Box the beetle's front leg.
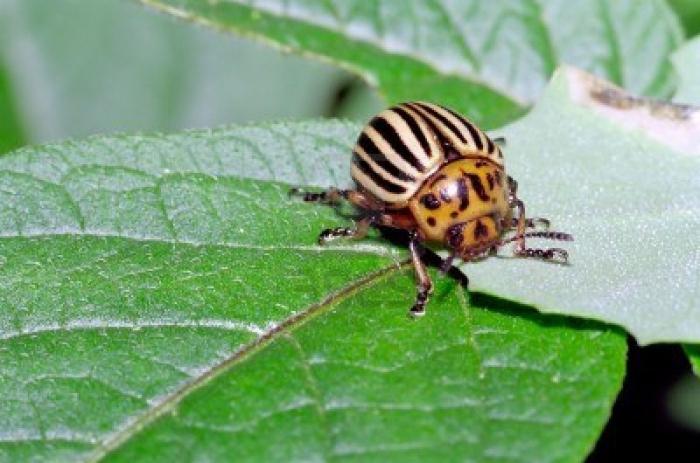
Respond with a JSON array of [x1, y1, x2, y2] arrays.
[[317, 217, 371, 245], [289, 187, 376, 209], [289, 187, 343, 205], [408, 231, 433, 318], [506, 217, 550, 230], [510, 195, 571, 263]]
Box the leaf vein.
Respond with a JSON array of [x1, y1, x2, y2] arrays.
[[85, 260, 410, 462]]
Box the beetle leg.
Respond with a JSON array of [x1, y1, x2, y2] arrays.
[[509, 197, 572, 263], [317, 216, 371, 245], [506, 217, 550, 230], [289, 187, 377, 210], [515, 247, 569, 261], [439, 251, 457, 274], [500, 230, 572, 262], [506, 178, 570, 261], [408, 232, 433, 318], [507, 175, 518, 202], [439, 222, 466, 274], [289, 187, 344, 204]]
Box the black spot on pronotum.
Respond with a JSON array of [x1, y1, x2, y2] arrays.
[[450, 211, 458, 218], [464, 173, 490, 202], [420, 193, 440, 210], [457, 177, 469, 210], [427, 217, 437, 227], [486, 172, 495, 190]]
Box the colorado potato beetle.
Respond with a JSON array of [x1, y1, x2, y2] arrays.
[[291, 102, 572, 317]]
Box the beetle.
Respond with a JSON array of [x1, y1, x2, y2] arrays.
[[291, 102, 572, 317]]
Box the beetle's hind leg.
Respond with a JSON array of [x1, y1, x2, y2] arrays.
[[408, 231, 433, 318]]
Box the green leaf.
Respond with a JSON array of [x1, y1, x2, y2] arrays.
[[669, 0, 700, 36], [138, 0, 683, 128], [0, 124, 625, 459], [673, 36, 700, 104], [667, 371, 700, 431], [0, 0, 343, 144], [0, 59, 26, 154], [685, 346, 700, 376], [463, 67, 700, 345], [671, 39, 700, 375]]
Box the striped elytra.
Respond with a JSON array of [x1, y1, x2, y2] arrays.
[[292, 101, 572, 317], [351, 101, 503, 207]]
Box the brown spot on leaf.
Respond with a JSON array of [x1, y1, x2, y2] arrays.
[[564, 66, 700, 155]]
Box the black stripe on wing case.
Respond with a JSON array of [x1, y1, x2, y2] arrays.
[[392, 106, 432, 158], [369, 116, 425, 172], [406, 103, 454, 156], [413, 102, 467, 144], [486, 135, 495, 154], [352, 155, 407, 194], [353, 145, 414, 182], [439, 104, 484, 151]]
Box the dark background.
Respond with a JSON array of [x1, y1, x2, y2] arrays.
[[589, 342, 700, 461]]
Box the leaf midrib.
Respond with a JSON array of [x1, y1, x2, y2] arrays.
[[0, 233, 401, 257], [83, 259, 411, 462]]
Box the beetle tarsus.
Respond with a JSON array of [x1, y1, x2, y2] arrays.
[[409, 293, 429, 318], [316, 218, 372, 245], [515, 247, 569, 263], [289, 187, 346, 205], [408, 232, 433, 318], [318, 227, 354, 244]]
